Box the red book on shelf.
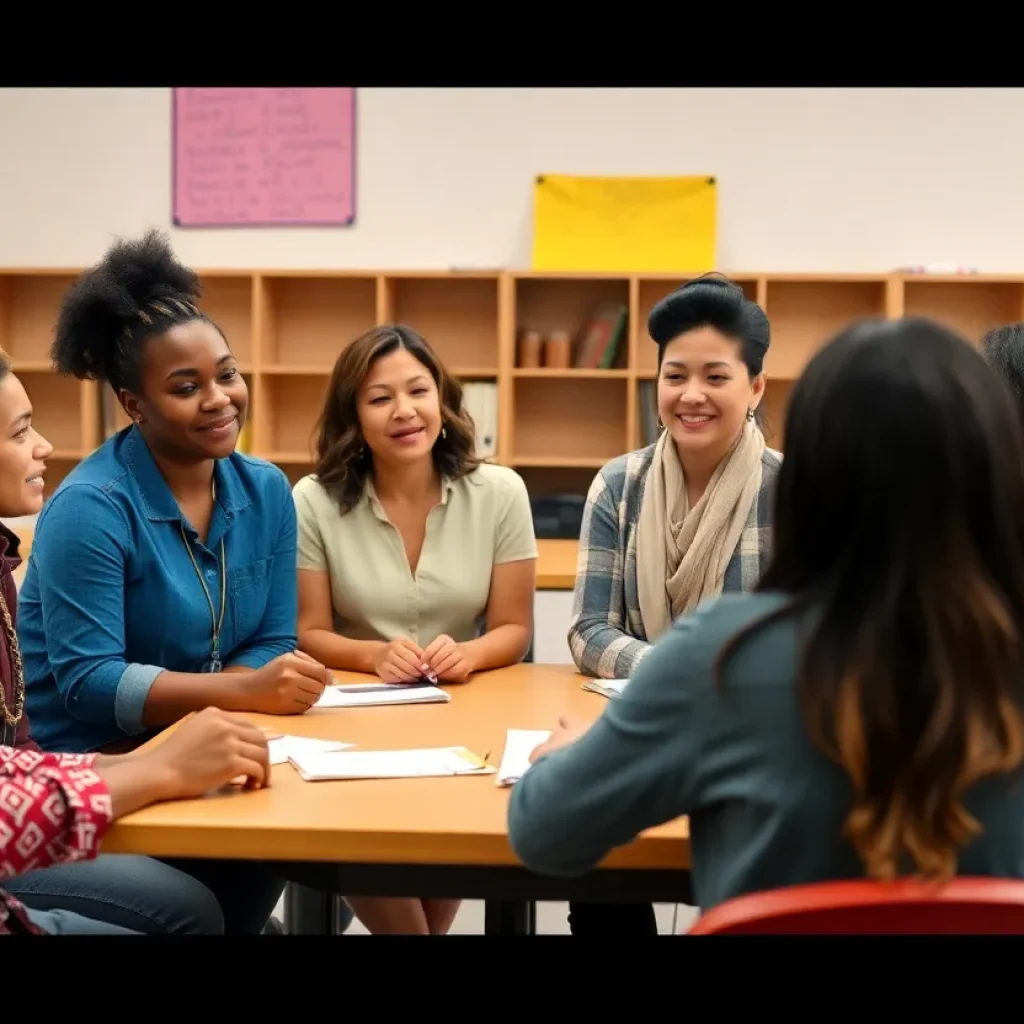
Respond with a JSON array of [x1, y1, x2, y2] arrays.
[[573, 304, 627, 369]]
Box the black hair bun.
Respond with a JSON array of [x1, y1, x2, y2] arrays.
[[648, 273, 770, 359], [51, 229, 201, 383]]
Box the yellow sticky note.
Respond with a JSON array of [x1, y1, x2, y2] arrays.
[[532, 173, 717, 273]]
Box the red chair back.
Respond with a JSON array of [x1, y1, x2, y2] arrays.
[[689, 877, 1024, 934]]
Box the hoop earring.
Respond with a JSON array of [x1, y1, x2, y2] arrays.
[[746, 408, 755, 421]]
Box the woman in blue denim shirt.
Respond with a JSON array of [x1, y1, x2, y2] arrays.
[[9, 231, 330, 934]]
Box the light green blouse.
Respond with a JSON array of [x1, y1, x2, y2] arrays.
[[293, 463, 538, 646]]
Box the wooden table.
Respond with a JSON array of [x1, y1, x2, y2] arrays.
[[102, 663, 691, 934]]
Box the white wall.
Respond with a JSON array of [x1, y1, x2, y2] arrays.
[[2, 87, 1023, 272]]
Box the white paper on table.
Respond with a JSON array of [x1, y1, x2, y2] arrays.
[[581, 677, 630, 699], [267, 735, 353, 766], [314, 681, 451, 709], [287, 745, 495, 782], [496, 729, 552, 787]]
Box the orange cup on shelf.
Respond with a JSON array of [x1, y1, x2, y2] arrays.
[[517, 329, 542, 368], [544, 330, 572, 369]]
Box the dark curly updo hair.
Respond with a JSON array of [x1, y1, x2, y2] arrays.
[[51, 229, 219, 394], [648, 272, 770, 377], [983, 322, 1024, 425]]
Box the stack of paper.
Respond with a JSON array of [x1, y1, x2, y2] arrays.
[[496, 729, 552, 787], [314, 681, 451, 709], [287, 746, 495, 782], [266, 734, 352, 766], [581, 677, 630, 699]]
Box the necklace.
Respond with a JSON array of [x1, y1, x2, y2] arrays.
[[180, 479, 226, 673], [0, 584, 24, 730]]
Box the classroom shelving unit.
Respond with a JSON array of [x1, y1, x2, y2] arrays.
[[1, 267, 1022, 500]]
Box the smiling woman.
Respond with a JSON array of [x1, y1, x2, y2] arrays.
[[568, 274, 780, 677], [289, 323, 538, 935], [0, 361, 53, 517], [8, 230, 329, 935], [563, 272, 782, 937]]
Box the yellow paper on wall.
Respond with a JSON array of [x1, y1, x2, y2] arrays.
[[531, 174, 717, 273]]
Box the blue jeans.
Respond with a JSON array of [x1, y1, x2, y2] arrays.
[[24, 906, 141, 935], [6, 854, 285, 935]]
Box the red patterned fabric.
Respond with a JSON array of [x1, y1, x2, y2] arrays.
[[0, 747, 113, 935], [0, 523, 36, 753]]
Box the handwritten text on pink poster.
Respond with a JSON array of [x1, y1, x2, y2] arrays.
[[172, 88, 355, 227]]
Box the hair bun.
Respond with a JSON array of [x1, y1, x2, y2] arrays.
[[647, 273, 770, 371], [51, 229, 202, 386], [95, 229, 201, 321]]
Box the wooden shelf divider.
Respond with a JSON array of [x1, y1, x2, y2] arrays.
[[0, 267, 1021, 500]]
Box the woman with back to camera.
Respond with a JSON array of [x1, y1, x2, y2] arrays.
[[9, 230, 329, 934], [291, 323, 538, 934], [0, 345, 274, 935], [565, 273, 781, 934], [509, 316, 1024, 915]]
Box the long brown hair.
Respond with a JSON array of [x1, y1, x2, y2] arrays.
[[314, 324, 481, 514], [717, 317, 1024, 883]]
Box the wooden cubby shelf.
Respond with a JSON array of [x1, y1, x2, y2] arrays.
[[1, 267, 1022, 501]]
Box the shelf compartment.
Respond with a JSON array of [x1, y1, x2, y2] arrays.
[[514, 276, 630, 370], [763, 279, 888, 379], [260, 276, 377, 367], [260, 374, 330, 460], [42, 457, 79, 501], [512, 376, 627, 464], [200, 276, 254, 364], [385, 276, 499, 372], [20, 371, 83, 453], [758, 378, 795, 452], [902, 280, 1024, 347], [0, 274, 77, 363], [274, 460, 316, 489], [635, 277, 760, 376], [517, 465, 600, 501], [513, 368, 629, 379]]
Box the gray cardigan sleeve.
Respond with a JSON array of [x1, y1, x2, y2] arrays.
[[508, 615, 708, 877]]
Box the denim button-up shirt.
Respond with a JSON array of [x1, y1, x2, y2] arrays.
[[19, 425, 298, 752]]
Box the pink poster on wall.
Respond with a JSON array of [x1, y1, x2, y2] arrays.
[[172, 88, 356, 227]]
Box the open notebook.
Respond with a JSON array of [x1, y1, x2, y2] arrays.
[[287, 745, 495, 782], [315, 680, 451, 709], [496, 729, 552, 787], [581, 677, 630, 699]]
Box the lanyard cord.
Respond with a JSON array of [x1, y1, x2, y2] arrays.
[[179, 479, 226, 663]]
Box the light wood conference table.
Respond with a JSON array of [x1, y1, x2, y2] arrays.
[[102, 663, 692, 935]]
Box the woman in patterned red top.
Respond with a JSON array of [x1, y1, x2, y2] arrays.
[[0, 351, 272, 935]]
